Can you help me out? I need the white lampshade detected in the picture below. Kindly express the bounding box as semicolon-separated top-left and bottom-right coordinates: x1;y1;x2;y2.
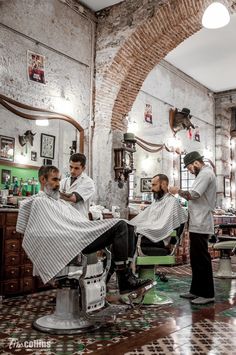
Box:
202;2;230;29
36;119;49;126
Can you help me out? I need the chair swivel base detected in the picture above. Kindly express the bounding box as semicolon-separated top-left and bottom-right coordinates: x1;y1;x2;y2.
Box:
137;264;173;305
213;241;236;279
33;314;100;335
33;288;101;335
214;258;236;279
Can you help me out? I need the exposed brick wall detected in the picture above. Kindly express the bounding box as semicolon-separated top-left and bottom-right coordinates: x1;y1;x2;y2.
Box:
95;0;236;131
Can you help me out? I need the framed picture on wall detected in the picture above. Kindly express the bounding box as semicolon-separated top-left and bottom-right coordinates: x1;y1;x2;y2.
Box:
140;178;152;192
1;169;11;185
224;177;231;197
31;151;37;161
40;134;55;159
27;50;46;84
0;136;15;161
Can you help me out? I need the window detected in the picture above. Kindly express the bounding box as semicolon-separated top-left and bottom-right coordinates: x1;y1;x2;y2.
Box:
180;154;195;190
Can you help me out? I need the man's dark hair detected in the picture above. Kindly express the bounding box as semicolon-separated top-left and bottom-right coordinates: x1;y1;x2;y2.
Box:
70;153;86;167
153;173;169;185
38;165;59;180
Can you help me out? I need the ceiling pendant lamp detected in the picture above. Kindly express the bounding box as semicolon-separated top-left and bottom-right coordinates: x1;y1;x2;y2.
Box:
202;2;230;29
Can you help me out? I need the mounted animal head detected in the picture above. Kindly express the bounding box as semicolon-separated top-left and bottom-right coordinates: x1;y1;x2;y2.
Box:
19;130;36;147
169;108;195;135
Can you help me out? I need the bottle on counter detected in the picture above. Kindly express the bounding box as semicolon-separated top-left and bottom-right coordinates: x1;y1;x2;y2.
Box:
13;178;19;196
4;178;9;190
31;177;36;195
22;182;28;197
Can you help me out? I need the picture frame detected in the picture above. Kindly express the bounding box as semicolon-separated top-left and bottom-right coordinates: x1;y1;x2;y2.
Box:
0;135;15;161
40;134;55;159
224;177;231;197
27;50;46;84
1;169;11;185
31;151;37;161
140;178;152;192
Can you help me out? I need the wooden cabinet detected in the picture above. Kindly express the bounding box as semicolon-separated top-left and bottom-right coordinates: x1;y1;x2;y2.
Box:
0;210;51;298
0;211;35;297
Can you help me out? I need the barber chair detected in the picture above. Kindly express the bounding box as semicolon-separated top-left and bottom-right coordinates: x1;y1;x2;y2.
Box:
135;225;185;305
213;224;236;278
33;249;124;334
33;249;154;334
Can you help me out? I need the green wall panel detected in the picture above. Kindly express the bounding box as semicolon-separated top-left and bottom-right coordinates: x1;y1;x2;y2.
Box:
0;164;39;189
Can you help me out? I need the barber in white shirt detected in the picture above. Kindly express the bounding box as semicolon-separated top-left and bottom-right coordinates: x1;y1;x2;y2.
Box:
60;153;95;219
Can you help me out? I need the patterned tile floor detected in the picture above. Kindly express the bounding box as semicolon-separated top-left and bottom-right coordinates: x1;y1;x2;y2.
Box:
1;261;236;354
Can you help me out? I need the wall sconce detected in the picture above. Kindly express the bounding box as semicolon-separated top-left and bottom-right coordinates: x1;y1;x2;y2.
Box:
114;133;136;188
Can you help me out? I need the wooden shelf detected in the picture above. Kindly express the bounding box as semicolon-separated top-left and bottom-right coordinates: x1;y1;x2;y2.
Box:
0;160;40;170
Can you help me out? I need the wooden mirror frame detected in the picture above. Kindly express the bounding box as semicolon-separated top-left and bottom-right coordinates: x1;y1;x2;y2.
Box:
0;93;84;156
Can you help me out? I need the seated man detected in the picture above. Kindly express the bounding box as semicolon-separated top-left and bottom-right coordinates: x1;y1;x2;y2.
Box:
16;166;152;295
128;174;188;248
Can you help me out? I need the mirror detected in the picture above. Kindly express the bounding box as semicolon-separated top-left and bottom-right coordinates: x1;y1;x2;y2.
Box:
0;93;84;170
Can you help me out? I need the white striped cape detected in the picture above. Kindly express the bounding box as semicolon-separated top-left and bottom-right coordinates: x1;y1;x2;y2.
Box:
16;194;119;284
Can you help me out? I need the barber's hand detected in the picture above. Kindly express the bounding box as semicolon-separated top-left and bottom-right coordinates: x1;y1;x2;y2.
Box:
169;186;180;195
60;192;72;199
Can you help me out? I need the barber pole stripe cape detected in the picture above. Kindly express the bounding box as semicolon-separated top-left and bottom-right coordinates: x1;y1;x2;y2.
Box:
16;194;119;284
128;193;188;242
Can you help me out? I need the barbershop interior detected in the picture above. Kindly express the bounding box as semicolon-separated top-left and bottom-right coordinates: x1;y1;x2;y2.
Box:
2;0;236;354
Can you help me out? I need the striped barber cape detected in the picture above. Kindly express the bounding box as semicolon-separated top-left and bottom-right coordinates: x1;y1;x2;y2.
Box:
16;193;119;284
128;193;188;243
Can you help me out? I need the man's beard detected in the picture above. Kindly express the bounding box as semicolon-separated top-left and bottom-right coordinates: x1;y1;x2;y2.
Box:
153;189;165;200
44;185;60;200
193;166;201;176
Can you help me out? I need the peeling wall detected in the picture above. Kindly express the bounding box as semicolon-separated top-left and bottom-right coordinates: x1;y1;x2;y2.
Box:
129;60;215;198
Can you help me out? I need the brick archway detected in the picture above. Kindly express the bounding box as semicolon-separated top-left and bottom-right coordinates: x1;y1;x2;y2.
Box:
95;0;235;131
93;0;236;208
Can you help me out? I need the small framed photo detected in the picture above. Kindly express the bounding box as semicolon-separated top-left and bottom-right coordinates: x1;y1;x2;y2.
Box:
224;177;231;197
0;136;15;161
27;50;46;84
40;134;55;159
31;151;37;161
140;178;152;192
1;169;11;184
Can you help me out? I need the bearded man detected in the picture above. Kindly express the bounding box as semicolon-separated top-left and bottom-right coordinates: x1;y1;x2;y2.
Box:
129;173;188;245
169;151;216;305
16;165;152;295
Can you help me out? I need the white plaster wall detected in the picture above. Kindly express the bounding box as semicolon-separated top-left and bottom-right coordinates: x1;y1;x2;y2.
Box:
0;0;94;174
129;60;215;198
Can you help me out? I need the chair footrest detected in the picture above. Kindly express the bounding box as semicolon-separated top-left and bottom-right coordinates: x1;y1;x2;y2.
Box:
136;255;175;265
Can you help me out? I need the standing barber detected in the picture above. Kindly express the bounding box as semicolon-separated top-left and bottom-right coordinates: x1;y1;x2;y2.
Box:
169;151;216;305
60;153;95;219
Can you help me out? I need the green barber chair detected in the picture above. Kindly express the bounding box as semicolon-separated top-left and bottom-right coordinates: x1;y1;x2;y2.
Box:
136;224;185;305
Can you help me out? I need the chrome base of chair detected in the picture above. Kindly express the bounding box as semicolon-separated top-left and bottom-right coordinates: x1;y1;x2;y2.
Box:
33;288;101;334
213;241;236;279
214;258;236;279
